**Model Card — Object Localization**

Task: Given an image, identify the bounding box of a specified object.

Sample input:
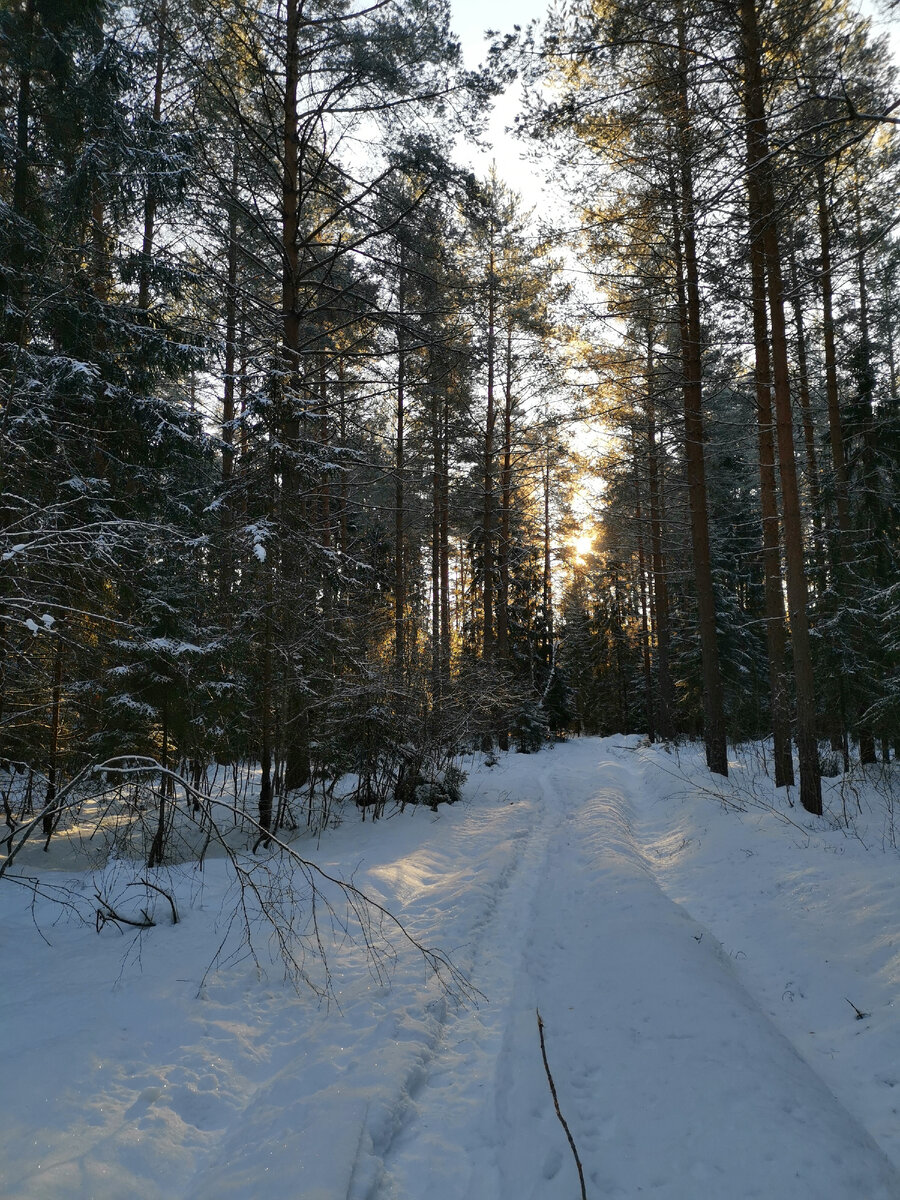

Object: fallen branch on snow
[537,1007,587,1200]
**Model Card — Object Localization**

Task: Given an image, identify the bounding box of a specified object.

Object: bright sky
[449,0,550,200]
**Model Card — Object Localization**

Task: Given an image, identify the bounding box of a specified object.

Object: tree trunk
[277,0,311,801]
[741,0,821,813]
[281,0,302,487]
[497,319,514,661]
[219,145,240,614]
[42,635,63,840]
[632,429,655,743]
[440,396,452,678]
[850,177,878,765]
[542,448,553,651]
[138,0,167,311]
[394,242,406,677]
[3,0,35,348]
[340,362,350,548]
[672,13,727,776]
[745,157,794,788]
[482,232,496,661]
[258,565,274,839]
[645,337,675,740]
[430,371,442,701]
[815,157,852,544]
[787,232,824,568]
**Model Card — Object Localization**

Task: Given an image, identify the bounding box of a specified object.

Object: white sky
[449,0,551,200]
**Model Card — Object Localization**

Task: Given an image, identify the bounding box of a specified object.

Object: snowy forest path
[360,741,900,1199]
[4,740,900,1200]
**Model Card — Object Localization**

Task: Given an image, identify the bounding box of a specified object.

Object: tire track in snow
[180,769,558,1200]
[488,742,900,1199]
[623,740,900,1178]
[358,769,572,1200]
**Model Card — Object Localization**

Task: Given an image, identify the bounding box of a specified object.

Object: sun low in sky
[570,533,593,562]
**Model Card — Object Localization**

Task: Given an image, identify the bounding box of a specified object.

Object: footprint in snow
[542,1147,563,1179]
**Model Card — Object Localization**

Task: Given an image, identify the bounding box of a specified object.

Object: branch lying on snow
[537,1008,587,1200]
[130,878,179,924]
[95,890,156,931]
[845,997,870,1021]
[1,756,478,1006]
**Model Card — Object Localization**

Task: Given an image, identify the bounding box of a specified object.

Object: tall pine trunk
[645,336,675,740]
[787,234,824,566]
[672,11,727,775]
[631,428,655,743]
[430,370,443,701]
[279,0,310,797]
[745,165,794,787]
[138,0,167,311]
[394,243,406,677]
[482,232,496,662]
[815,157,852,544]
[497,320,514,661]
[741,0,821,813]
[219,145,240,615]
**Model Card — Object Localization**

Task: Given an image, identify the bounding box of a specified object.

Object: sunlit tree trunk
[430,371,442,699]
[631,428,655,743]
[542,447,553,651]
[440,395,452,678]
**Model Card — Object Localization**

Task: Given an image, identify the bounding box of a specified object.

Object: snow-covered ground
[2,737,900,1198]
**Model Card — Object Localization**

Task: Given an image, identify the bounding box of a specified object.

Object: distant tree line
[0,0,583,847]
[2,0,898,852]
[521,0,900,812]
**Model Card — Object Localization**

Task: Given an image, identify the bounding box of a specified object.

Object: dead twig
[845,997,869,1021]
[536,1008,587,1200]
[94,891,155,932]
[130,878,179,924]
